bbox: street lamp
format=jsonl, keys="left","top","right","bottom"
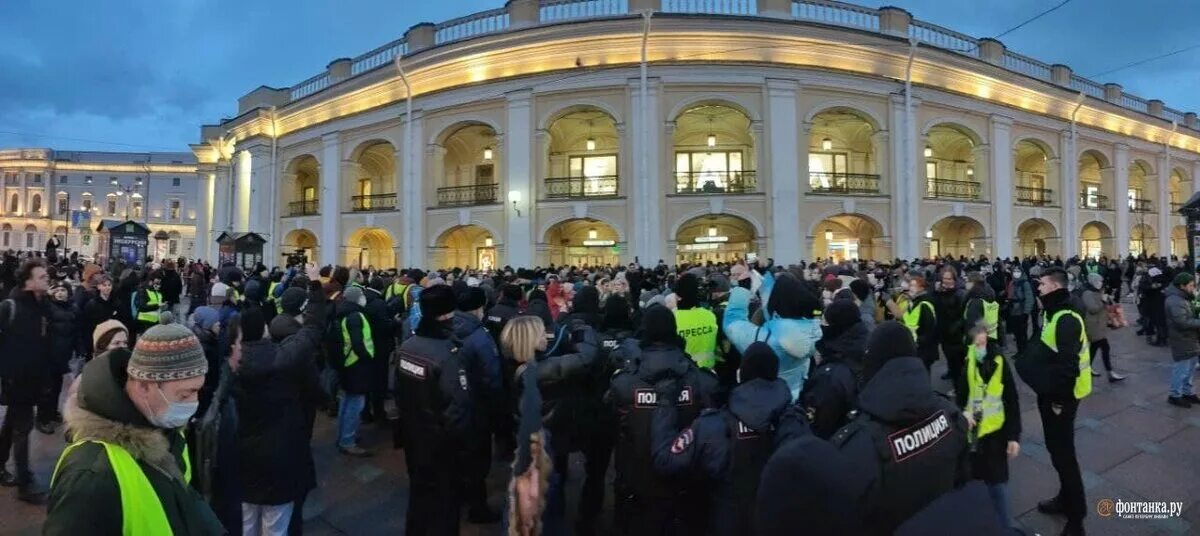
{"left": 110, "top": 177, "right": 144, "bottom": 221}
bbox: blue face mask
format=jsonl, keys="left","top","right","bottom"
{"left": 148, "top": 385, "right": 199, "bottom": 429}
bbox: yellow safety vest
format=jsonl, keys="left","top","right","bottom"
{"left": 674, "top": 307, "right": 718, "bottom": 369}
{"left": 1040, "top": 309, "right": 1092, "bottom": 399}
{"left": 341, "top": 314, "right": 375, "bottom": 367}
{"left": 966, "top": 346, "right": 1005, "bottom": 438}
{"left": 136, "top": 290, "right": 161, "bottom": 324}
{"left": 902, "top": 299, "right": 936, "bottom": 341}
{"left": 52, "top": 430, "right": 192, "bottom": 536}
{"left": 964, "top": 298, "right": 1000, "bottom": 339}
{"left": 385, "top": 282, "right": 411, "bottom": 309}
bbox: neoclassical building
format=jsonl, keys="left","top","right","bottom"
{"left": 0, "top": 149, "right": 200, "bottom": 260}
{"left": 192, "top": 0, "right": 1200, "bottom": 269}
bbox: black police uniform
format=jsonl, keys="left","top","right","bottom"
{"left": 800, "top": 320, "right": 868, "bottom": 439}
{"left": 394, "top": 329, "right": 472, "bottom": 536}
{"left": 651, "top": 376, "right": 791, "bottom": 535}
{"left": 605, "top": 340, "right": 720, "bottom": 535}
{"left": 832, "top": 356, "right": 969, "bottom": 535}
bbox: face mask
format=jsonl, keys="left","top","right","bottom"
{"left": 1013, "top": 271, "right": 1022, "bottom": 278}
{"left": 900, "top": 282, "right": 910, "bottom": 291}
{"left": 148, "top": 385, "right": 199, "bottom": 429}
{"left": 973, "top": 343, "right": 988, "bottom": 359}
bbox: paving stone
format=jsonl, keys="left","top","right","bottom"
{"left": 1104, "top": 453, "right": 1200, "bottom": 503}
{"left": 1074, "top": 427, "right": 1142, "bottom": 474}
{"left": 1102, "top": 406, "right": 1187, "bottom": 442}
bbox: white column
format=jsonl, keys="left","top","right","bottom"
{"left": 989, "top": 115, "right": 1014, "bottom": 258}
{"left": 630, "top": 78, "right": 663, "bottom": 263}
{"left": 212, "top": 163, "right": 232, "bottom": 237}
{"left": 402, "top": 111, "right": 426, "bottom": 268}
{"left": 234, "top": 149, "right": 252, "bottom": 232}
{"left": 246, "top": 145, "right": 275, "bottom": 254}
{"left": 319, "top": 132, "right": 342, "bottom": 267}
{"left": 1113, "top": 143, "right": 1130, "bottom": 258}
{"left": 505, "top": 90, "right": 534, "bottom": 267}
{"left": 1157, "top": 152, "right": 1172, "bottom": 256}
{"left": 195, "top": 169, "right": 214, "bottom": 262}
{"left": 765, "top": 79, "right": 802, "bottom": 262}
{"left": 1059, "top": 130, "right": 1077, "bottom": 258}
{"left": 889, "top": 94, "right": 921, "bottom": 258}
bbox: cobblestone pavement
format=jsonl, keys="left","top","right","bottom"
{"left": 0, "top": 303, "right": 1196, "bottom": 535}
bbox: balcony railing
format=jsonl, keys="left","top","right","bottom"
{"left": 1015, "top": 186, "right": 1053, "bottom": 206}
{"left": 351, "top": 193, "right": 397, "bottom": 212}
{"left": 437, "top": 183, "right": 498, "bottom": 207}
{"left": 808, "top": 172, "right": 880, "bottom": 195}
{"left": 926, "top": 179, "right": 981, "bottom": 200}
{"left": 544, "top": 176, "right": 618, "bottom": 199}
{"left": 674, "top": 171, "right": 757, "bottom": 195}
{"left": 287, "top": 200, "right": 319, "bottom": 216}
{"left": 1080, "top": 193, "right": 1109, "bottom": 210}
{"left": 1129, "top": 198, "right": 1153, "bottom": 213}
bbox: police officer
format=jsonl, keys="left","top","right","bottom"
{"left": 673, "top": 273, "right": 718, "bottom": 369}
{"left": 651, "top": 341, "right": 791, "bottom": 535}
{"left": 885, "top": 275, "right": 939, "bottom": 368}
{"left": 963, "top": 271, "right": 1001, "bottom": 347}
{"left": 1015, "top": 267, "right": 1089, "bottom": 536}
{"left": 606, "top": 304, "right": 720, "bottom": 535}
{"left": 801, "top": 299, "right": 868, "bottom": 439}
{"left": 831, "top": 321, "right": 969, "bottom": 534}
{"left": 394, "top": 285, "right": 473, "bottom": 536}
{"left": 452, "top": 286, "right": 502, "bottom": 523}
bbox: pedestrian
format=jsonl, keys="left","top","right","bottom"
{"left": 885, "top": 275, "right": 939, "bottom": 368}
{"left": 506, "top": 358, "right": 552, "bottom": 536}
{"left": 1015, "top": 267, "right": 1090, "bottom": 536}
{"left": 830, "top": 320, "right": 969, "bottom": 535}
{"left": 651, "top": 341, "right": 791, "bottom": 534}
{"left": 91, "top": 319, "right": 129, "bottom": 356}
{"left": 134, "top": 271, "right": 164, "bottom": 335}
{"left": 955, "top": 325, "right": 1022, "bottom": 531}
{"left": 801, "top": 299, "right": 867, "bottom": 439}
{"left": 963, "top": 271, "right": 1000, "bottom": 348}
{"left": 1082, "top": 273, "right": 1126, "bottom": 382}
{"left": 1140, "top": 266, "right": 1167, "bottom": 346}
{"left": 395, "top": 284, "right": 473, "bottom": 535}
{"left": 848, "top": 278, "right": 877, "bottom": 331}
{"left": 723, "top": 267, "right": 823, "bottom": 399}
{"left": 331, "top": 285, "right": 374, "bottom": 456}
{"left": 932, "top": 266, "right": 967, "bottom": 381}
{"left": 454, "top": 286, "right": 503, "bottom": 523}
{"left": 360, "top": 277, "right": 394, "bottom": 425}
{"left": 0, "top": 258, "right": 51, "bottom": 503}
{"left": 45, "top": 324, "right": 222, "bottom": 534}
{"left": 1163, "top": 272, "right": 1200, "bottom": 408}
{"left": 160, "top": 260, "right": 183, "bottom": 317}
{"left": 1008, "top": 266, "right": 1035, "bottom": 353}
{"left": 39, "top": 279, "right": 79, "bottom": 434}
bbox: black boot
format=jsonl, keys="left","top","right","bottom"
{"left": 1060, "top": 519, "right": 1085, "bottom": 536}
{"left": 16, "top": 481, "right": 46, "bottom": 505}
{"left": 0, "top": 469, "right": 16, "bottom": 487}
{"left": 1037, "top": 496, "right": 1065, "bottom": 515}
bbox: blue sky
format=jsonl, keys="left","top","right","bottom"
{"left": 0, "top": 0, "right": 1196, "bottom": 152}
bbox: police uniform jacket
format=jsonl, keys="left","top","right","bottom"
{"left": 651, "top": 377, "right": 791, "bottom": 535}
{"left": 484, "top": 298, "right": 519, "bottom": 344}
{"left": 605, "top": 341, "right": 720, "bottom": 500}
{"left": 832, "top": 357, "right": 969, "bottom": 535}
{"left": 394, "top": 327, "right": 473, "bottom": 469}
{"left": 801, "top": 320, "right": 868, "bottom": 439}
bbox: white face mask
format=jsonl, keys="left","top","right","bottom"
{"left": 148, "top": 385, "right": 199, "bottom": 429}
{"left": 900, "top": 281, "right": 910, "bottom": 291}
{"left": 1013, "top": 271, "right": 1022, "bottom": 278}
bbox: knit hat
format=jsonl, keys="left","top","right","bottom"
{"left": 420, "top": 284, "right": 457, "bottom": 319}
{"left": 92, "top": 319, "right": 128, "bottom": 354}
{"left": 740, "top": 341, "right": 779, "bottom": 382}
{"left": 456, "top": 286, "right": 487, "bottom": 312}
{"left": 849, "top": 279, "right": 871, "bottom": 301}
{"left": 1174, "top": 272, "right": 1194, "bottom": 288}
{"left": 240, "top": 306, "right": 267, "bottom": 342}
{"left": 824, "top": 299, "right": 861, "bottom": 332}
{"left": 279, "top": 287, "right": 308, "bottom": 315}
{"left": 863, "top": 321, "right": 915, "bottom": 382}
{"left": 191, "top": 306, "right": 220, "bottom": 331}
{"left": 675, "top": 273, "right": 700, "bottom": 309}
{"left": 343, "top": 285, "right": 364, "bottom": 304}
{"left": 127, "top": 324, "right": 208, "bottom": 382}
{"left": 1087, "top": 273, "right": 1105, "bottom": 289}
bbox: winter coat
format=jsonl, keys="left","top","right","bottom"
{"left": 515, "top": 324, "right": 601, "bottom": 455}
{"left": 47, "top": 298, "right": 80, "bottom": 374}
{"left": 363, "top": 287, "right": 395, "bottom": 394}
{"left": 1080, "top": 285, "right": 1109, "bottom": 342}
{"left": 1008, "top": 276, "right": 1034, "bottom": 316}
{"left": 651, "top": 377, "right": 792, "bottom": 535}
{"left": 1164, "top": 285, "right": 1200, "bottom": 361}
{"left": 453, "top": 310, "right": 502, "bottom": 397}
{"left": 268, "top": 313, "right": 302, "bottom": 343}
{"left": 723, "top": 276, "right": 822, "bottom": 400}
{"left": 802, "top": 321, "right": 868, "bottom": 439}
{"left": 0, "top": 288, "right": 50, "bottom": 404}
{"left": 234, "top": 331, "right": 323, "bottom": 505}
{"left": 332, "top": 299, "right": 375, "bottom": 394}
{"left": 188, "top": 271, "right": 207, "bottom": 299}
{"left": 931, "top": 287, "right": 966, "bottom": 343}
{"left": 45, "top": 350, "right": 224, "bottom": 535}
{"left": 1139, "top": 274, "right": 1168, "bottom": 325}
{"left": 160, "top": 269, "right": 183, "bottom": 305}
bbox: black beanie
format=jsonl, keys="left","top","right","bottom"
{"left": 849, "top": 279, "right": 871, "bottom": 301}
{"left": 768, "top": 273, "right": 819, "bottom": 319}
{"left": 675, "top": 273, "right": 700, "bottom": 309}
{"left": 739, "top": 341, "right": 779, "bottom": 382}
{"left": 864, "top": 321, "right": 916, "bottom": 381}
{"left": 573, "top": 285, "right": 600, "bottom": 315}
{"left": 419, "top": 284, "right": 457, "bottom": 319}
{"left": 824, "top": 299, "right": 861, "bottom": 331}
{"left": 603, "top": 295, "right": 634, "bottom": 331}
{"left": 239, "top": 306, "right": 267, "bottom": 342}
{"left": 501, "top": 283, "right": 523, "bottom": 303}
{"left": 640, "top": 304, "right": 681, "bottom": 348}
{"left": 456, "top": 287, "right": 487, "bottom": 312}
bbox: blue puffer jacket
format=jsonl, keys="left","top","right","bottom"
{"left": 723, "top": 273, "right": 822, "bottom": 399}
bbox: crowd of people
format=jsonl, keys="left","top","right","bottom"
{"left": 0, "top": 242, "right": 1195, "bottom": 535}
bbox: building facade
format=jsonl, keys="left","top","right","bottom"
{"left": 0, "top": 148, "right": 199, "bottom": 261}
{"left": 193, "top": 0, "right": 1200, "bottom": 270}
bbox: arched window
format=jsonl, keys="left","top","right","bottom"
{"left": 8, "top": 194, "right": 18, "bottom": 214}
{"left": 24, "top": 225, "right": 37, "bottom": 249}
{"left": 30, "top": 194, "right": 41, "bottom": 214}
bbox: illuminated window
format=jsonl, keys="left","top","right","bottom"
{"left": 169, "top": 199, "right": 181, "bottom": 220}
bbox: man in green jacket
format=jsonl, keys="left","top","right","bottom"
{"left": 45, "top": 324, "right": 223, "bottom": 535}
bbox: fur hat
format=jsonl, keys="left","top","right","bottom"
{"left": 420, "top": 284, "right": 457, "bottom": 319}
{"left": 457, "top": 287, "right": 487, "bottom": 312}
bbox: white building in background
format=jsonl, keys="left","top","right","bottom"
{"left": 193, "top": 0, "right": 1200, "bottom": 270}
{"left": 0, "top": 149, "right": 199, "bottom": 260}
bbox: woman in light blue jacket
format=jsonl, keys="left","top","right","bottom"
{"left": 723, "top": 270, "right": 823, "bottom": 399}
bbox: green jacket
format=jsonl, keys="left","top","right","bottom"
{"left": 45, "top": 349, "right": 223, "bottom": 536}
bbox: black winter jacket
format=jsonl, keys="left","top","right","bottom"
{"left": 47, "top": 297, "right": 80, "bottom": 374}
{"left": 802, "top": 321, "right": 868, "bottom": 439}
{"left": 0, "top": 288, "right": 49, "bottom": 404}
{"left": 1013, "top": 288, "right": 1084, "bottom": 400}
{"left": 514, "top": 324, "right": 600, "bottom": 455}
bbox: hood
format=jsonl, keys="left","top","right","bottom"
{"left": 635, "top": 343, "right": 692, "bottom": 384}
{"left": 856, "top": 357, "right": 941, "bottom": 425}
{"left": 236, "top": 338, "right": 281, "bottom": 379}
{"left": 452, "top": 309, "right": 483, "bottom": 338}
{"left": 728, "top": 378, "right": 792, "bottom": 431}
{"left": 815, "top": 320, "right": 868, "bottom": 374}
{"left": 76, "top": 349, "right": 152, "bottom": 428}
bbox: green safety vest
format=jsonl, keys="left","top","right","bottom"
{"left": 137, "top": 290, "right": 162, "bottom": 324}
{"left": 964, "top": 298, "right": 1000, "bottom": 339}
{"left": 1040, "top": 309, "right": 1093, "bottom": 399}
{"left": 966, "top": 346, "right": 1005, "bottom": 438}
{"left": 267, "top": 282, "right": 280, "bottom": 313}
{"left": 674, "top": 307, "right": 718, "bottom": 369}
{"left": 902, "top": 299, "right": 936, "bottom": 341}
{"left": 52, "top": 430, "right": 192, "bottom": 536}
{"left": 340, "top": 314, "right": 375, "bottom": 367}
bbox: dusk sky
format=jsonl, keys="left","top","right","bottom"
{"left": 1, "top": 0, "right": 1196, "bottom": 153}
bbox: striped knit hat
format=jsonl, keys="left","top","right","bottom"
{"left": 127, "top": 324, "right": 208, "bottom": 382}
